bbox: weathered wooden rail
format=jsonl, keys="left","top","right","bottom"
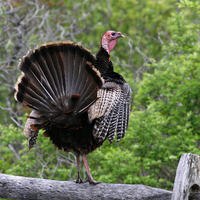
{"left": 0, "top": 173, "right": 171, "bottom": 200}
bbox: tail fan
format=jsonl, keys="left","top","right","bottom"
{"left": 15, "top": 42, "right": 104, "bottom": 127}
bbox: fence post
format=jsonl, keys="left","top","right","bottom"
{"left": 171, "top": 153, "right": 200, "bottom": 200}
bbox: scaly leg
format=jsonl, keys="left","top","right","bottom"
{"left": 74, "top": 155, "right": 83, "bottom": 183}
{"left": 82, "top": 154, "right": 101, "bottom": 185}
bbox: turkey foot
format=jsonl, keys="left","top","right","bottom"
{"left": 82, "top": 154, "right": 102, "bottom": 185}
{"left": 74, "top": 171, "right": 83, "bottom": 183}
{"left": 84, "top": 177, "right": 102, "bottom": 185}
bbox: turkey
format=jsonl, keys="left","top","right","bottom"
{"left": 14, "top": 30, "right": 131, "bottom": 184}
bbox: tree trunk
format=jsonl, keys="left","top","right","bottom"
{"left": 0, "top": 173, "right": 172, "bottom": 200}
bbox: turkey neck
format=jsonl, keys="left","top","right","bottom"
{"left": 94, "top": 47, "right": 114, "bottom": 74}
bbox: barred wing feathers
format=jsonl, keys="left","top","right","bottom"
{"left": 88, "top": 82, "right": 131, "bottom": 144}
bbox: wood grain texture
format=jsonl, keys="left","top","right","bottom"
{"left": 171, "top": 153, "right": 200, "bottom": 200}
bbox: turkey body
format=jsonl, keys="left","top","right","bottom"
{"left": 41, "top": 69, "right": 129, "bottom": 155}
{"left": 43, "top": 112, "right": 100, "bottom": 154}
{"left": 15, "top": 31, "right": 131, "bottom": 184}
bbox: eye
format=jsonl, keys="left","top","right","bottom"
{"left": 111, "top": 32, "right": 116, "bottom": 36}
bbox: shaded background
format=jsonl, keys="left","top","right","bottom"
{"left": 0, "top": 0, "right": 200, "bottom": 191}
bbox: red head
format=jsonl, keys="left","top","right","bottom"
{"left": 101, "top": 31, "right": 124, "bottom": 55}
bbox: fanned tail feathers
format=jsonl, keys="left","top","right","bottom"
{"left": 15, "top": 42, "right": 104, "bottom": 129}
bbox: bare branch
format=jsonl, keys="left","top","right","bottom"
{"left": 8, "top": 144, "right": 21, "bottom": 161}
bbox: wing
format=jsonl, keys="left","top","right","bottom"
{"left": 24, "top": 110, "right": 40, "bottom": 149}
{"left": 88, "top": 81, "right": 131, "bottom": 144}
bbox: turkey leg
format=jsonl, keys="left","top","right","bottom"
{"left": 75, "top": 155, "right": 83, "bottom": 183}
{"left": 82, "top": 154, "right": 101, "bottom": 185}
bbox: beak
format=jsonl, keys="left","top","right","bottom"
{"left": 117, "top": 32, "right": 125, "bottom": 38}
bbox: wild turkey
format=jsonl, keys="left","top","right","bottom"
{"left": 14, "top": 30, "right": 131, "bottom": 184}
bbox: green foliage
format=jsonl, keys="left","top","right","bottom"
{"left": 89, "top": 108, "right": 199, "bottom": 190}
{"left": 0, "top": 123, "right": 79, "bottom": 181}
{"left": 132, "top": 0, "right": 200, "bottom": 189}
{"left": 135, "top": 0, "right": 200, "bottom": 134}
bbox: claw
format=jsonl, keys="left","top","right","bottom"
{"left": 74, "top": 177, "right": 84, "bottom": 184}
{"left": 75, "top": 171, "right": 83, "bottom": 183}
{"left": 84, "top": 178, "right": 102, "bottom": 185}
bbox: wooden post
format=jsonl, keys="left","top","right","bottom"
{"left": 171, "top": 153, "right": 200, "bottom": 200}
{"left": 0, "top": 173, "right": 172, "bottom": 200}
